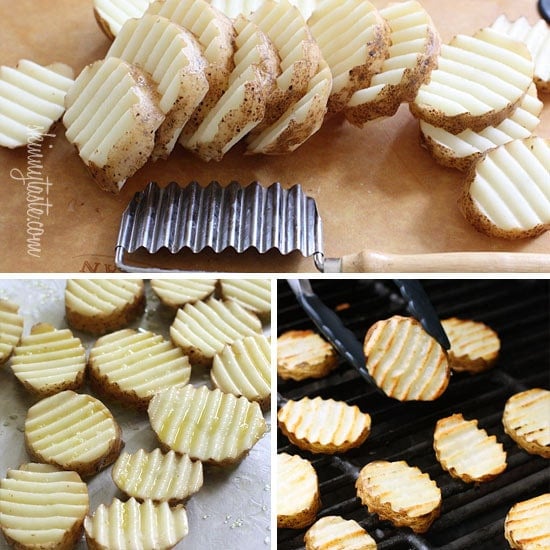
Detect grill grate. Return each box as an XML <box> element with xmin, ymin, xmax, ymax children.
<box><xmin>277</xmin><ymin>279</ymin><xmax>550</xmax><ymax>550</ymax></box>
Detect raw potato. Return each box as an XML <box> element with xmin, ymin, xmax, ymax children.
<box><xmin>441</xmin><ymin>317</ymin><xmax>500</xmax><ymax>373</ymax></box>
<box><xmin>24</xmin><ymin>390</ymin><xmax>123</xmax><ymax>477</ymax></box>
<box><xmin>277</xmin><ymin>395</ymin><xmax>371</xmax><ymax>454</ymax></box>
<box><xmin>218</xmin><ymin>278</ymin><xmax>271</xmax><ymax>320</ymax></box>
<box><xmin>63</xmin><ymin>57</ymin><xmax>164</xmax><ymax>193</ymax></box>
<box><xmin>502</xmin><ymin>388</ymin><xmax>550</xmax><ymax>458</ymax></box>
<box><xmin>106</xmin><ymin>14</ymin><xmax>209</xmax><ymax>160</ymax></box>
<box><xmin>84</xmin><ymin>498</ymin><xmax>188</xmax><ymax>550</ymax></box>
<box><xmin>410</xmin><ymin>27</ymin><xmax>534</xmax><ymax>134</ymax></box>
<box><xmin>277</xmin><ymin>453</ymin><xmax>321</xmax><ymax>529</ymax></box>
<box><xmin>504</xmin><ymin>493</ymin><xmax>550</xmax><ymax>550</ymax></box>
<box><xmin>0</xmin><ymin>299</ymin><xmax>24</xmax><ymax>365</ymax></box>
<box><xmin>10</xmin><ymin>322</ymin><xmax>86</xmax><ymax>397</ymax></box>
<box><xmin>420</xmin><ymin>83</ymin><xmax>543</xmax><ymax>172</ymax></box>
<box><xmin>0</xmin><ymin>59</ymin><xmax>74</xmax><ymax>149</ymax></box>
<box><xmin>151</xmin><ymin>278</ymin><xmax>217</xmax><ymax>308</ymax></box>
<box><xmin>93</xmin><ymin>0</ymin><xmax>152</xmax><ymax>40</ymax></box>
<box><xmin>459</xmin><ymin>137</ymin><xmax>550</xmax><ymax>239</ymax></box>
<box><xmin>0</xmin><ymin>463</ymin><xmax>89</xmax><ymax>550</ymax></box>
<box><xmin>356</xmin><ymin>460</ymin><xmax>442</xmax><ymax>534</ymax></box>
<box><xmin>307</xmin><ymin>0</ymin><xmax>391</xmax><ymax>114</ymax></box>
<box><xmin>345</xmin><ymin>0</ymin><xmax>440</xmax><ymax>125</ymax></box>
<box><xmin>65</xmin><ymin>279</ymin><xmax>145</xmax><ymax>334</ymax></box>
<box><xmin>433</xmin><ymin>413</ymin><xmax>507</xmax><ymax>483</ymax></box>
<box><xmin>304</xmin><ymin>515</ymin><xmax>377</xmax><ymax>550</ymax></box>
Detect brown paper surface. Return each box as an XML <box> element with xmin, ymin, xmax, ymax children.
<box><xmin>1</xmin><ymin>0</ymin><xmax>548</xmax><ymax>273</ymax></box>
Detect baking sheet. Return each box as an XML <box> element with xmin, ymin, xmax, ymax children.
<box><xmin>0</xmin><ymin>0</ymin><xmax>548</xmax><ymax>273</ymax></box>
<box><xmin>0</xmin><ymin>279</ymin><xmax>271</xmax><ymax>550</ymax></box>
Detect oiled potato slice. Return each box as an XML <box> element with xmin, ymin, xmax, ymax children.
<box><xmin>410</xmin><ymin>28</ymin><xmax>534</xmax><ymax>134</ymax></box>
<box><xmin>151</xmin><ymin>279</ymin><xmax>217</xmax><ymax>308</ymax></box>
<box><xmin>148</xmin><ymin>385</ymin><xmax>267</xmax><ymax>464</ymax></box>
<box><xmin>0</xmin><ymin>463</ymin><xmax>89</xmax><ymax>550</ymax></box>
<box><xmin>107</xmin><ymin>14</ymin><xmax>209</xmax><ymax>160</ymax></box>
<box><xmin>491</xmin><ymin>15</ymin><xmax>550</xmax><ymax>94</ymax></box>
<box><xmin>505</xmin><ymin>493</ymin><xmax>550</xmax><ymax>550</ymax></box>
<box><xmin>459</xmin><ymin>136</ymin><xmax>550</xmax><ymax>239</ymax></box>
<box><xmin>65</xmin><ymin>279</ymin><xmax>145</xmax><ymax>334</ymax></box>
<box><xmin>0</xmin><ymin>299</ymin><xmax>24</xmax><ymax>365</ymax></box>
<box><xmin>84</xmin><ymin>498</ymin><xmax>188</xmax><ymax>550</ymax></box>
<box><xmin>88</xmin><ymin>328</ymin><xmax>191</xmax><ymax>409</ymax></box>
<box><xmin>502</xmin><ymin>388</ymin><xmax>550</xmax><ymax>458</ymax></box>
<box><xmin>25</xmin><ymin>390</ymin><xmax>123</xmax><ymax>477</ymax></box>
<box><xmin>305</xmin><ymin>515</ymin><xmax>377</xmax><ymax>550</ymax></box>
<box><xmin>93</xmin><ymin>0</ymin><xmax>152</xmax><ymax>40</ymax></box>
<box><xmin>219</xmin><ymin>278</ymin><xmax>271</xmax><ymax>320</ymax></box>
<box><xmin>169</xmin><ymin>297</ymin><xmax>262</xmax><ymax>367</ymax></box>
<box><xmin>63</xmin><ymin>57</ymin><xmax>164</xmax><ymax>193</ymax></box>
<box><xmin>277</xmin><ymin>453</ymin><xmax>320</xmax><ymax>529</ymax></box>
<box><xmin>11</xmin><ymin>323</ymin><xmax>86</xmax><ymax>397</ymax></box>
<box><xmin>277</xmin><ymin>395</ymin><xmax>371</xmax><ymax>454</ymax></box>
<box><xmin>363</xmin><ymin>315</ymin><xmax>450</xmax><ymax>401</ymax></box>
<box><xmin>434</xmin><ymin>413</ymin><xmax>507</xmax><ymax>483</ymax></box>
<box><xmin>0</xmin><ymin>59</ymin><xmax>73</xmax><ymax>149</ymax></box>
<box><xmin>112</xmin><ymin>448</ymin><xmax>203</xmax><ymax>504</ymax></box>
<box><xmin>211</xmin><ymin>334</ymin><xmax>271</xmax><ymax>408</ymax></box>
<box><xmin>308</xmin><ymin>0</ymin><xmax>391</xmax><ymax>114</ymax></box>
<box><xmin>420</xmin><ymin>84</ymin><xmax>543</xmax><ymax>171</ymax></box>
<box><xmin>356</xmin><ymin>460</ymin><xmax>441</xmax><ymax>534</ymax></box>
<box><xmin>345</xmin><ymin>0</ymin><xmax>439</xmax><ymax>125</ymax></box>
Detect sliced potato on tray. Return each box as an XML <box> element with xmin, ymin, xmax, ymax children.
<box><xmin>0</xmin><ymin>299</ymin><xmax>24</xmax><ymax>365</ymax></box>
<box><xmin>93</xmin><ymin>0</ymin><xmax>153</xmax><ymax>40</ymax></box>
<box><xmin>151</xmin><ymin>278</ymin><xmax>217</xmax><ymax>308</ymax></box>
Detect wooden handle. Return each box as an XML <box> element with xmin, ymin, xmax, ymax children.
<box><xmin>340</xmin><ymin>250</ymin><xmax>550</xmax><ymax>272</ymax></box>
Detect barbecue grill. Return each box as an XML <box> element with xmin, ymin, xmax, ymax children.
<box><xmin>277</xmin><ymin>279</ymin><xmax>550</xmax><ymax>550</ymax></box>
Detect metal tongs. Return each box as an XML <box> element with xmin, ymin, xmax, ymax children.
<box><xmin>286</xmin><ymin>279</ymin><xmax>450</xmax><ymax>386</ymax></box>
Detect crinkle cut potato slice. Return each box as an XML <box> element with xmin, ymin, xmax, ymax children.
<box><xmin>63</xmin><ymin>57</ymin><xmax>164</xmax><ymax>193</ymax></box>
<box><xmin>504</xmin><ymin>493</ymin><xmax>550</xmax><ymax>550</ymax></box>
<box><xmin>0</xmin><ymin>59</ymin><xmax>74</xmax><ymax>149</ymax></box>
<box><xmin>150</xmin><ymin>278</ymin><xmax>217</xmax><ymax>308</ymax></box>
<box><xmin>0</xmin><ymin>463</ymin><xmax>89</xmax><ymax>550</ymax></box>
<box><xmin>0</xmin><ymin>299</ymin><xmax>24</xmax><ymax>365</ymax></box>
<box><xmin>219</xmin><ymin>278</ymin><xmax>271</xmax><ymax>320</ymax></box>
<box><xmin>107</xmin><ymin>14</ymin><xmax>209</xmax><ymax>160</ymax></box>
<box><xmin>344</xmin><ymin>0</ymin><xmax>440</xmax><ymax>126</ymax></box>
<box><xmin>459</xmin><ymin>136</ymin><xmax>550</xmax><ymax>239</ymax></box>
<box><xmin>148</xmin><ymin>385</ymin><xmax>267</xmax><ymax>464</ymax></box>
<box><xmin>93</xmin><ymin>0</ymin><xmax>153</xmax><ymax>40</ymax></box>
<box><xmin>304</xmin><ymin>515</ymin><xmax>377</xmax><ymax>550</ymax></box>
<box><xmin>410</xmin><ymin>27</ymin><xmax>534</xmax><ymax>134</ymax></box>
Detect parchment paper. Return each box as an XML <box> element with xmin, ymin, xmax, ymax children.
<box><xmin>0</xmin><ymin>0</ymin><xmax>548</xmax><ymax>273</ymax></box>
<box><xmin>0</xmin><ymin>279</ymin><xmax>271</xmax><ymax>550</ymax></box>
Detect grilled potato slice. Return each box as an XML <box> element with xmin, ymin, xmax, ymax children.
<box><xmin>169</xmin><ymin>297</ymin><xmax>262</xmax><ymax>367</ymax></box>
<box><xmin>147</xmin><ymin>0</ymin><xmax>236</xmax><ymax>140</ymax></box>
<box><xmin>459</xmin><ymin>136</ymin><xmax>550</xmax><ymax>239</ymax></box>
<box><xmin>356</xmin><ymin>460</ymin><xmax>441</xmax><ymax>534</ymax></box>
<box><xmin>304</xmin><ymin>515</ymin><xmax>377</xmax><ymax>550</ymax></box>
<box><xmin>84</xmin><ymin>498</ymin><xmax>188</xmax><ymax>550</ymax></box>
<box><xmin>63</xmin><ymin>57</ymin><xmax>164</xmax><ymax>193</ymax></box>
<box><xmin>11</xmin><ymin>323</ymin><xmax>86</xmax><ymax>397</ymax></box>
<box><xmin>0</xmin><ymin>59</ymin><xmax>74</xmax><ymax>149</ymax></box>
<box><xmin>441</xmin><ymin>317</ymin><xmax>500</xmax><ymax>373</ymax></box>
<box><xmin>107</xmin><ymin>14</ymin><xmax>209</xmax><ymax>160</ymax></box>
<box><xmin>277</xmin><ymin>453</ymin><xmax>321</xmax><ymax>529</ymax></box>
<box><xmin>0</xmin><ymin>463</ymin><xmax>89</xmax><ymax>550</ymax></box>
<box><xmin>307</xmin><ymin>0</ymin><xmax>390</xmax><ymax>115</ymax></box>
<box><xmin>277</xmin><ymin>329</ymin><xmax>338</xmax><ymax>381</ymax></box>
<box><xmin>150</xmin><ymin>279</ymin><xmax>217</xmax><ymax>308</ymax></box>
<box><xmin>504</xmin><ymin>493</ymin><xmax>550</xmax><ymax>550</ymax></box>
<box><xmin>420</xmin><ymin>83</ymin><xmax>543</xmax><ymax>172</ymax></box>
<box><xmin>211</xmin><ymin>334</ymin><xmax>271</xmax><ymax>408</ymax></box>
<box><xmin>491</xmin><ymin>14</ymin><xmax>550</xmax><ymax>94</ymax></box>
<box><xmin>363</xmin><ymin>315</ymin><xmax>450</xmax><ymax>401</ymax></box>
<box><xmin>502</xmin><ymin>388</ymin><xmax>550</xmax><ymax>458</ymax></box>
<box><xmin>277</xmin><ymin>395</ymin><xmax>371</xmax><ymax>454</ymax></box>
<box><xmin>434</xmin><ymin>413</ymin><xmax>507</xmax><ymax>483</ymax></box>
<box><xmin>0</xmin><ymin>299</ymin><xmax>24</xmax><ymax>365</ymax></box>
<box><xmin>148</xmin><ymin>385</ymin><xmax>267</xmax><ymax>464</ymax></box>
<box><xmin>93</xmin><ymin>0</ymin><xmax>152</xmax><ymax>40</ymax></box>
<box><xmin>65</xmin><ymin>279</ymin><xmax>145</xmax><ymax>334</ymax></box>
<box><xmin>25</xmin><ymin>390</ymin><xmax>123</xmax><ymax>477</ymax></box>
<box><xmin>410</xmin><ymin>28</ymin><xmax>534</xmax><ymax>134</ymax></box>
<box><xmin>112</xmin><ymin>448</ymin><xmax>203</xmax><ymax>504</ymax></box>
<box><xmin>219</xmin><ymin>278</ymin><xmax>271</xmax><ymax>321</ymax></box>
<box><xmin>345</xmin><ymin>0</ymin><xmax>439</xmax><ymax>126</ymax></box>
<box><xmin>88</xmin><ymin>328</ymin><xmax>191</xmax><ymax>410</ymax></box>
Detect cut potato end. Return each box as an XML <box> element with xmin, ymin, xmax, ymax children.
<box><xmin>0</xmin><ymin>299</ymin><xmax>24</xmax><ymax>365</ymax></box>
